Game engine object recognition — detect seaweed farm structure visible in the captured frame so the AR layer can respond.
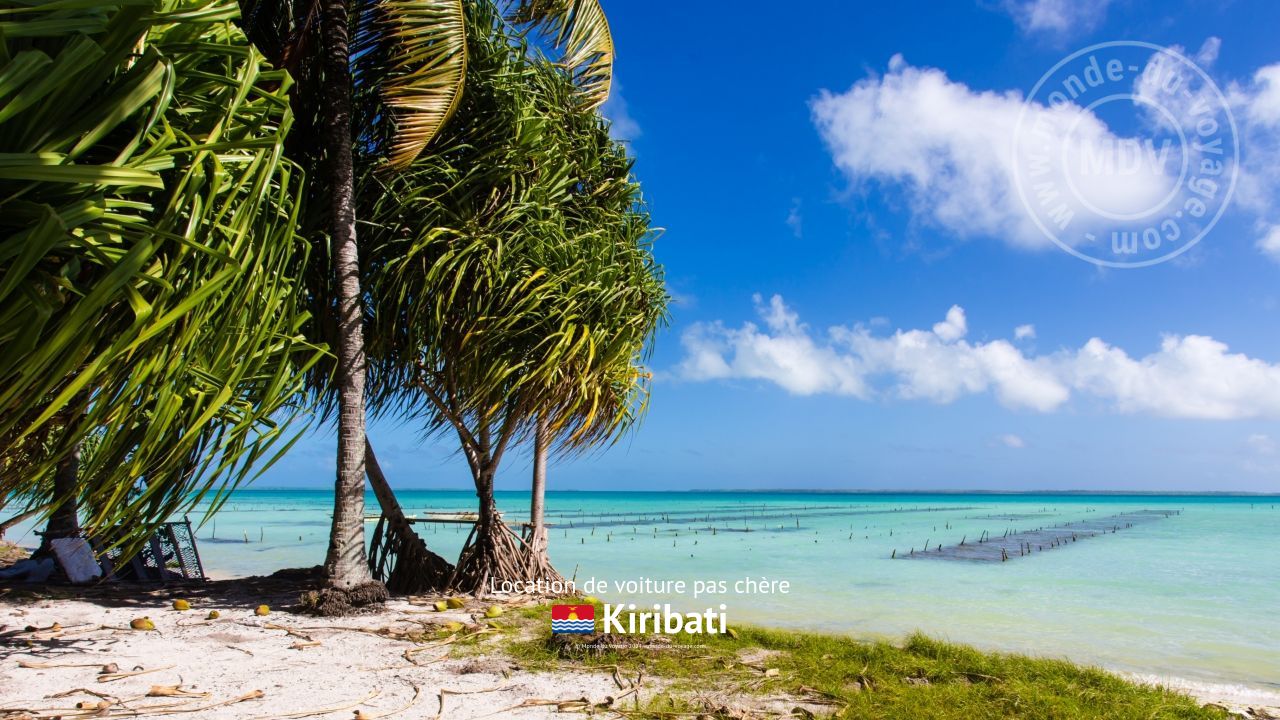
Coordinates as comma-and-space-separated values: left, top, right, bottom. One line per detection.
531, 504, 980, 533
892, 509, 1182, 563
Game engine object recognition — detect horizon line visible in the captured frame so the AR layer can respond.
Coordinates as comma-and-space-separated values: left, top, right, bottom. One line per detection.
240, 486, 1280, 497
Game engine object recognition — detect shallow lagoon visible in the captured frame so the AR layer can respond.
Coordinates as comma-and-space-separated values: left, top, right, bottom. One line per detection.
10, 490, 1277, 691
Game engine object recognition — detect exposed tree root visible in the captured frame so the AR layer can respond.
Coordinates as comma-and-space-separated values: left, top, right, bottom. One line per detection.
299, 581, 390, 616
448, 511, 562, 595
379, 523, 453, 595
364, 439, 453, 594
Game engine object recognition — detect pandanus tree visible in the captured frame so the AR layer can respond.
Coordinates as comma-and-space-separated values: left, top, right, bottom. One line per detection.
237, 0, 617, 596
519, 81, 667, 579
0, 0, 318, 556
236, 0, 468, 596
359, 2, 665, 593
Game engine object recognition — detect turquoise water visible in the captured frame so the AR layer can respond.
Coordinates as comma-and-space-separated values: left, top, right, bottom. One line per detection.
8, 490, 1278, 690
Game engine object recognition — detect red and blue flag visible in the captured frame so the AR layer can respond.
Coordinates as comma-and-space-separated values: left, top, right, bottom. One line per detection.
551, 604, 594, 634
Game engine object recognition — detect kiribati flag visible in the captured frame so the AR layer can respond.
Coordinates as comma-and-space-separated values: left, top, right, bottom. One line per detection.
551, 604, 595, 634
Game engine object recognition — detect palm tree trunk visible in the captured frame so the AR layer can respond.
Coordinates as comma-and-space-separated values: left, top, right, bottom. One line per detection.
365, 439, 409, 529
39, 440, 82, 554
365, 438, 452, 591
528, 414, 549, 555
319, 0, 372, 590
519, 413, 563, 586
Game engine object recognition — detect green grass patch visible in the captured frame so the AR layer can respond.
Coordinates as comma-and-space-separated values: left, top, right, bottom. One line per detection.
460, 603, 1226, 719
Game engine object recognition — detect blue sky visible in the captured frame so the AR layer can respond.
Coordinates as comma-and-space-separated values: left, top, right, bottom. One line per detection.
267, 0, 1280, 492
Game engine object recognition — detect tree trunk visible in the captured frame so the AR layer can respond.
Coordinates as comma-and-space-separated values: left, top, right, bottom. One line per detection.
475, 467, 499, 541
448, 464, 514, 594
520, 412, 564, 586
319, 0, 373, 591
449, 439, 566, 594
527, 414, 549, 556
365, 439, 452, 592
365, 439, 409, 527
39, 441, 82, 554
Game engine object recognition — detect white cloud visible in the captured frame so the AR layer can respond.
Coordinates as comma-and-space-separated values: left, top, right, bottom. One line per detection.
679, 295, 1280, 420
1000, 0, 1112, 36
810, 55, 1178, 250
1015, 324, 1037, 340
834, 327, 1068, 411
1244, 64, 1280, 127
932, 305, 968, 342
786, 199, 803, 238
1239, 434, 1280, 475
1132, 40, 1226, 132
1000, 433, 1027, 448
1247, 433, 1275, 454
1256, 224, 1280, 262
601, 82, 641, 142
1195, 37, 1222, 66
810, 42, 1280, 262
1067, 334, 1280, 419
1227, 61, 1280, 253
678, 294, 867, 398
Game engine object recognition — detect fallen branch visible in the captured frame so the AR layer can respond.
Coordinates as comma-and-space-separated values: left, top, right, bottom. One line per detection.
433, 685, 512, 720
355, 683, 421, 720
18, 661, 105, 670
0, 693, 232, 720
98, 665, 175, 683
402, 647, 448, 666
252, 689, 379, 720
135, 688, 267, 716
147, 686, 209, 699
45, 689, 115, 701
795, 685, 846, 706
262, 623, 314, 642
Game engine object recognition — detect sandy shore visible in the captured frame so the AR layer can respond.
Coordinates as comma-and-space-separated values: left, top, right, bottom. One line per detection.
1121, 674, 1280, 718
3, 574, 1278, 719
0, 582, 649, 719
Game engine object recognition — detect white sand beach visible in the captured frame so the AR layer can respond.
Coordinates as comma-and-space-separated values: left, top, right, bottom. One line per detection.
1, 590, 651, 720
5, 585, 1280, 720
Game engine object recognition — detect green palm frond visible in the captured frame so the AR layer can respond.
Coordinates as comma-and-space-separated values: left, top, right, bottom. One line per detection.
376, 0, 467, 169
509, 0, 613, 109
356, 3, 663, 463
0, 0, 318, 555
239, 0, 467, 171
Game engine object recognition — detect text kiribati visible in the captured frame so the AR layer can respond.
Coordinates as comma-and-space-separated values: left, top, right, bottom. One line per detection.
603, 603, 729, 634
